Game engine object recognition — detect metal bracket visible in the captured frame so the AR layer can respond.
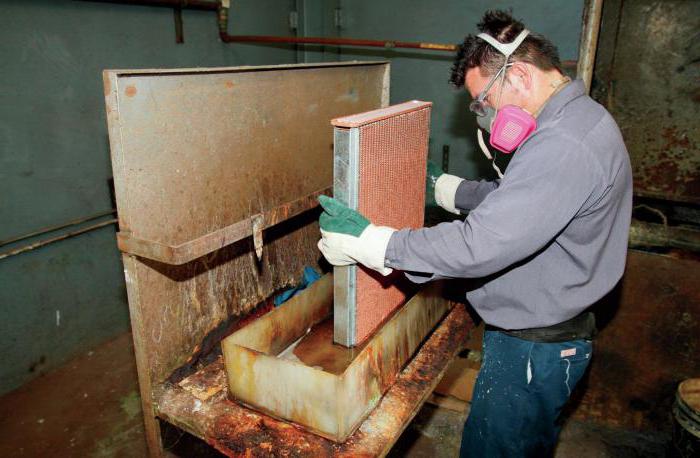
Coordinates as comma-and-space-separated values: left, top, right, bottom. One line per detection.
173, 4, 184, 43
288, 10, 298, 30
334, 7, 343, 30
115, 187, 331, 265
251, 213, 264, 261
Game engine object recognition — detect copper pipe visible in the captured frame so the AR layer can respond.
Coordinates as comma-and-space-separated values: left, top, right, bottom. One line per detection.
219, 34, 458, 52
78, 0, 219, 11
215, 4, 458, 52
220, 35, 587, 65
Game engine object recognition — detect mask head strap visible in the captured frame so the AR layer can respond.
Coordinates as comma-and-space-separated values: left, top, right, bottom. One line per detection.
477, 29, 530, 109
473, 29, 531, 174
477, 29, 530, 58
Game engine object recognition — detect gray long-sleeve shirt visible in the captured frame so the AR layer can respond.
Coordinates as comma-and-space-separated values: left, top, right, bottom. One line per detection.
385, 80, 633, 330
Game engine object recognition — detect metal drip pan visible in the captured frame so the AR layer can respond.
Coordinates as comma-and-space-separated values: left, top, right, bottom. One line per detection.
221, 274, 450, 442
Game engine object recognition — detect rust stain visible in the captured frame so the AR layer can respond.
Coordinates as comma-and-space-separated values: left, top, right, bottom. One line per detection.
224, 80, 235, 89
125, 85, 138, 97
168, 294, 276, 384
633, 126, 699, 200
291, 318, 363, 375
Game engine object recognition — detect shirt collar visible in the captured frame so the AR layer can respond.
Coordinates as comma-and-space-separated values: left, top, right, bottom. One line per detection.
536, 79, 587, 125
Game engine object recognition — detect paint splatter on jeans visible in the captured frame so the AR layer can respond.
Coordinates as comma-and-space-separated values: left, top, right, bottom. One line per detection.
460, 330, 592, 458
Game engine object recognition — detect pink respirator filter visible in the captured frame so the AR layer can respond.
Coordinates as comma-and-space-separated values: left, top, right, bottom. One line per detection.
490, 105, 537, 153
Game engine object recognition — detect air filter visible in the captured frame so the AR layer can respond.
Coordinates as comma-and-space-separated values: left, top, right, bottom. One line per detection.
331, 100, 431, 347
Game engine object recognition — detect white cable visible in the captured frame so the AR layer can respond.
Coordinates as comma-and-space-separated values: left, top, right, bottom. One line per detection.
492, 162, 504, 179
477, 128, 504, 179
477, 128, 493, 160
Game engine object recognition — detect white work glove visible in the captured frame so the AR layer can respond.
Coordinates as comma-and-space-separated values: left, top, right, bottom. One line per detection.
317, 195, 396, 276
318, 225, 396, 276
434, 173, 464, 215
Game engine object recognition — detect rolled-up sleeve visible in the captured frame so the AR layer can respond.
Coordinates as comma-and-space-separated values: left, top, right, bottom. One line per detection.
385, 133, 601, 281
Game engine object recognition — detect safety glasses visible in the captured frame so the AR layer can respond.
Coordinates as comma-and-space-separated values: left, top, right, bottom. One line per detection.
468, 63, 512, 116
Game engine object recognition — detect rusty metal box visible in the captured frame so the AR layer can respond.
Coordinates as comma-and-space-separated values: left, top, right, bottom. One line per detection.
220, 275, 450, 442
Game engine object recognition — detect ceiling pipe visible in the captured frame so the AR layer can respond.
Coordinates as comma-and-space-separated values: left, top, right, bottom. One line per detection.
78, 0, 219, 11
216, 4, 457, 52
219, 34, 458, 52
216, 6, 579, 69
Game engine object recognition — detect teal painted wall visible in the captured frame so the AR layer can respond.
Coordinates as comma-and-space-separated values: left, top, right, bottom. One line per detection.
0, 0, 296, 395
0, 0, 586, 396
325, 0, 585, 178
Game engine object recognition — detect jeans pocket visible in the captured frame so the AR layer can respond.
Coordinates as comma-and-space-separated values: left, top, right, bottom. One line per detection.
560, 355, 590, 397
558, 339, 592, 364
558, 340, 592, 396
528, 340, 592, 394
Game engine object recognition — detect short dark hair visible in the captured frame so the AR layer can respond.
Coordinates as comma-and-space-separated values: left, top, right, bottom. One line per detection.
449, 10, 562, 88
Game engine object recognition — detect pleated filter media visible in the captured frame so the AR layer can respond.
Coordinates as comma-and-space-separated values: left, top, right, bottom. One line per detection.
331, 100, 431, 347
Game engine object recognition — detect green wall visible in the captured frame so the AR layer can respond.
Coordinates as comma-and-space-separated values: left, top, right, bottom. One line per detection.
0, 0, 297, 395
0, 0, 586, 395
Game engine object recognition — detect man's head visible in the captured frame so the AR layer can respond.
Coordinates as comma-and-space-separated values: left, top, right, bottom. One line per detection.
450, 10, 565, 115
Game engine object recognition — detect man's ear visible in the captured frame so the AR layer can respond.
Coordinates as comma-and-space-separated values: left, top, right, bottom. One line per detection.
508, 62, 533, 93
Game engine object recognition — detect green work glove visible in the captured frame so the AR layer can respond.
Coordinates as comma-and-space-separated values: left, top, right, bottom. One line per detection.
426, 160, 444, 207
318, 195, 370, 237
317, 195, 396, 276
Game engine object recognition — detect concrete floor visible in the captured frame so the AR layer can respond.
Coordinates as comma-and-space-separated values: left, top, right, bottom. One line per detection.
0, 332, 671, 458
389, 404, 669, 458
0, 333, 147, 458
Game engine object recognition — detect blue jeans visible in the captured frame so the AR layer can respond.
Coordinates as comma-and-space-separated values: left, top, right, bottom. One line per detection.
460, 331, 592, 458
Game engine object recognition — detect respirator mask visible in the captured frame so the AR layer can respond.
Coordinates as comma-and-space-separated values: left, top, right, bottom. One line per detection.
470, 29, 537, 178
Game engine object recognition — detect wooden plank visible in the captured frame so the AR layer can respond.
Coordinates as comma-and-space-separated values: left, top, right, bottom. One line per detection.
433, 352, 480, 403
426, 394, 468, 413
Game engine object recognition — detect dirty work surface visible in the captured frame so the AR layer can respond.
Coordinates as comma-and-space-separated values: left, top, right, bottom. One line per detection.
0, 323, 672, 457
0, 332, 147, 458
157, 305, 471, 456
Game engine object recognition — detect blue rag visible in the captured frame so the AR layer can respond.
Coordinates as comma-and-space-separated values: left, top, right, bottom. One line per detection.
273, 266, 321, 307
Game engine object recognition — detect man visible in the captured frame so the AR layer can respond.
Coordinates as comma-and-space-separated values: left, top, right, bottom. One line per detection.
318, 10, 632, 457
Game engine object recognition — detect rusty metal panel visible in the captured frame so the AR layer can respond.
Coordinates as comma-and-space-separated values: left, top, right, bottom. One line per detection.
157, 303, 472, 457
596, 0, 700, 203
105, 62, 390, 261
220, 275, 450, 442
115, 188, 329, 264
331, 101, 431, 347
102, 62, 390, 454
